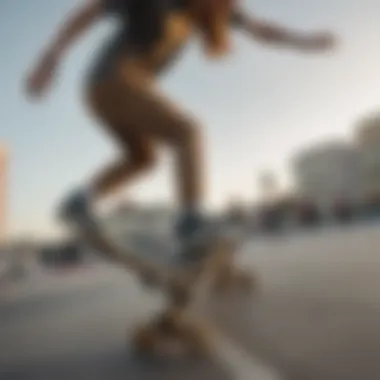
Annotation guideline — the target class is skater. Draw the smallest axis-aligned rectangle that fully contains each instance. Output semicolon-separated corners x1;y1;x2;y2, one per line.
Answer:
26;0;336;263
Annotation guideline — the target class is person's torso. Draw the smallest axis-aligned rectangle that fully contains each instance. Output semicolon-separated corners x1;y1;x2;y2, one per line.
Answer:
88;0;194;84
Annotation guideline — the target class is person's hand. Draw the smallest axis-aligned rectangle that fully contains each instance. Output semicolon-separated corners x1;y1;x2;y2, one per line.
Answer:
25;50;59;99
299;31;338;52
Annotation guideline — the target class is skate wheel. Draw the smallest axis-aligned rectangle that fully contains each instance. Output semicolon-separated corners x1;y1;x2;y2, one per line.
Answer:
236;270;256;292
213;269;256;294
132;323;162;355
131;312;215;358
182;319;215;356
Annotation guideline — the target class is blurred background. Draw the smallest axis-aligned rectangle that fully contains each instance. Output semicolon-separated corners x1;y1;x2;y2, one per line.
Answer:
3;111;380;272
1;0;380;379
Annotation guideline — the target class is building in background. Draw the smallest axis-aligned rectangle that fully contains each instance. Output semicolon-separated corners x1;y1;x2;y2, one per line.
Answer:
292;140;364;213
258;170;280;205
355;112;380;198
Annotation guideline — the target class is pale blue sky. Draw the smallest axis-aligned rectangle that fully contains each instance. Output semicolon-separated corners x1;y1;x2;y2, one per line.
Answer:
1;0;380;238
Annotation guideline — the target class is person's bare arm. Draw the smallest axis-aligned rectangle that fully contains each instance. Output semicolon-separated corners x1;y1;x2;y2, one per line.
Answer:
26;0;107;97
43;0;104;60
232;9;336;52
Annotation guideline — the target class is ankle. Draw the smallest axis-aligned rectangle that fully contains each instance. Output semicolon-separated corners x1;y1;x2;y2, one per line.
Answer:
180;204;202;218
79;185;94;201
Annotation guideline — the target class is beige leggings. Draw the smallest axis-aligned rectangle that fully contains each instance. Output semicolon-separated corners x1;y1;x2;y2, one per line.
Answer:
86;66;204;208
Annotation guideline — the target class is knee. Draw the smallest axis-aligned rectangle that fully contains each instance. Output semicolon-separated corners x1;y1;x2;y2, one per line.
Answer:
129;144;157;171
172;117;201;148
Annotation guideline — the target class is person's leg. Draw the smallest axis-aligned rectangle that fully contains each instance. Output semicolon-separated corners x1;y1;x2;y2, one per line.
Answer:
60;68;209;262
58;135;156;226
92;132;156;199
112;69;209;253
113;71;204;210
58;79;157;227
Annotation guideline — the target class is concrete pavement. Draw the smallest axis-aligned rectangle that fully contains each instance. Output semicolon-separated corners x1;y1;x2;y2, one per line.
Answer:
0;263;278;380
204;223;380;380
1;223;380;379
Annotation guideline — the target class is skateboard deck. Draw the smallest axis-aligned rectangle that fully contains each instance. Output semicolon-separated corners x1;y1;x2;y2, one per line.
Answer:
76;220;255;357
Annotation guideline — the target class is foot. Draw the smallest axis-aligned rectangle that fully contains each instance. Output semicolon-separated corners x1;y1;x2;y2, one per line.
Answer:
57;188;96;231
174;210;214;267
139;270;160;289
